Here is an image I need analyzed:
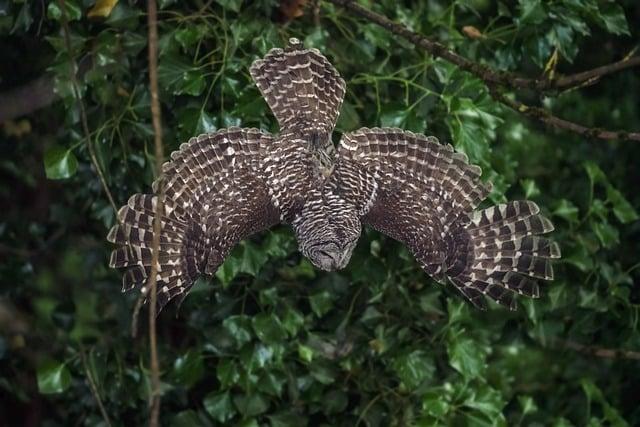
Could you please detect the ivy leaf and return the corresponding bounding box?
[47,0,81,22]
[172,350,204,388]
[553,199,579,224]
[592,221,619,248]
[223,315,253,348]
[448,336,486,379]
[392,350,435,389]
[309,290,334,317]
[158,55,206,96]
[521,178,540,199]
[233,393,270,417]
[607,187,638,224]
[204,391,236,423]
[37,361,71,394]
[44,147,78,180]
[596,3,630,36]
[252,313,287,344]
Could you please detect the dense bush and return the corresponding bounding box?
[1,0,639,425]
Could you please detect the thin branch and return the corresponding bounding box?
[326,0,640,142]
[551,55,640,91]
[146,0,164,426]
[489,87,640,141]
[79,347,113,427]
[58,0,120,216]
[557,339,640,361]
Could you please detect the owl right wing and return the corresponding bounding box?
[333,128,559,310]
[107,128,281,311]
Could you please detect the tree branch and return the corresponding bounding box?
[557,339,640,361]
[146,0,164,426]
[326,0,640,141]
[489,87,640,141]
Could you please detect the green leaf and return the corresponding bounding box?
[553,199,579,224]
[447,336,486,379]
[252,313,287,344]
[422,390,451,418]
[281,306,305,337]
[596,3,630,36]
[44,147,78,180]
[233,393,270,417]
[521,178,540,199]
[158,55,206,96]
[47,0,81,22]
[462,384,506,421]
[584,161,607,186]
[174,25,208,50]
[298,344,314,363]
[204,391,236,423]
[592,220,619,248]
[309,290,334,317]
[392,350,435,389]
[223,315,253,347]
[37,361,71,394]
[607,187,638,224]
[172,350,204,388]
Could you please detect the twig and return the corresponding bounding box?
[489,87,640,141]
[326,0,640,142]
[79,347,113,427]
[146,1,164,426]
[557,339,640,361]
[57,0,120,216]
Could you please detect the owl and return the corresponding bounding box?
[108,38,559,311]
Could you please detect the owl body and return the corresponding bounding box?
[108,38,559,312]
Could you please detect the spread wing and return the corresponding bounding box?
[333,127,560,310]
[250,38,346,133]
[107,128,280,310]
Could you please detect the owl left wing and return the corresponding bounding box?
[334,128,559,310]
[107,128,281,311]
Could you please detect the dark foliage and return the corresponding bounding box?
[1,0,639,425]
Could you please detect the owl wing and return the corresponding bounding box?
[250,38,346,133]
[107,128,281,311]
[334,128,560,309]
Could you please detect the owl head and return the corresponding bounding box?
[293,196,361,271]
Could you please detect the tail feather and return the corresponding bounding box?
[250,38,346,132]
[447,201,559,309]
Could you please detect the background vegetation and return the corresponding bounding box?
[1,0,639,425]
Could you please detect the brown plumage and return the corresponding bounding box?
[108,38,559,312]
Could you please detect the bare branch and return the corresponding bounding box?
[489,87,640,141]
[557,339,640,361]
[326,0,640,142]
[146,0,164,426]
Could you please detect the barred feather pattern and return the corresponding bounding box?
[334,128,560,310]
[108,128,281,310]
[108,38,559,312]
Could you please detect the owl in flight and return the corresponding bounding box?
[108,38,559,311]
